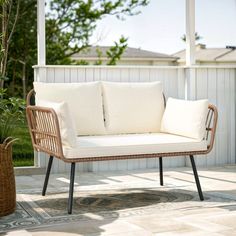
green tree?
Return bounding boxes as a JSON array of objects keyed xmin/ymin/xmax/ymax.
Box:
[
  {"xmin": 93, "ymin": 36, "xmax": 128, "ymax": 65},
  {"xmin": 3, "ymin": 0, "xmax": 149, "ymax": 96},
  {"xmin": 0, "ymin": 0, "xmax": 21, "ymax": 88},
  {"xmin": 0, "ymin": 0, "xmax": 37, "ymax": 97},
  {"xmin": 7, "ymin": 0, "xmax": 37, "ymax": 98},
  {"xmin": 106, "ymin": 36, "xmax": 128, "ymax": 65},
  {"xmin": 46, "ymin": 0, "xmax": 149, "ymax": 64}
]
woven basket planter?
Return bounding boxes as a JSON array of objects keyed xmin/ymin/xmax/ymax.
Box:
[{"xmin": 0, "ymin": 144, "xmax": 16, "ymax": 216}]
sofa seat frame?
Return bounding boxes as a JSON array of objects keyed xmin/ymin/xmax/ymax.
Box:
[{"xmin": 26, "ymin": 89, "xmax": 218, "ymax": 214}]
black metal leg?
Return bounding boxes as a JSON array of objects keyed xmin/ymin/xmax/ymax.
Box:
[
  {"xmin": 190, "ymin": 155, "xmax": 204, "ymax": 201},
  {"xmin": 68, "ymin": 162, "xmax": 76, "ymax": 214},
  {"xmin": 159, "ymin": 157, "xmax": 163, "ymax": 186},
  {"xmin": 42, "ymin": 155, "xmax": 54, "ymax": 196}
]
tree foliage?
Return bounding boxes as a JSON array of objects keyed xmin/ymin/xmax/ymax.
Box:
[
  {"xmin": 93, "ymin": 36, "xmax": 128, "ymax": 65},
  {"xmin": 0, "ymin": 0, "xmax": 37, "ymax": 96},
  {"xmin": 0, "ymin": 88, "xmax": 25, "ymax": 143},
  {"xmin": 46, "ymin": 0, "xmax": 149, "ymax": 64},
  {"xmin": 106, "ymin": 36, "xmax": 128, "ymax": 65},
  {"xmin": 0, "ymin": 0, "xmax": 21, "ymax": 88},
  {"xmin": 7, "ymin": 0, "xmax": 37, "ymax": 97},
  {"xmin": 1, "ymin": 0, "xmax": 149, "ymax": 96}
]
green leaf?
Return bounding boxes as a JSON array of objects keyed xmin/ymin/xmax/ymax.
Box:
[{"xmin": 0, "ymin": 75, "xmax": 10, "ymax": 81}]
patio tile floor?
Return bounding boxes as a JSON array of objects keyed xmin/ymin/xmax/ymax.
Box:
[{"xmin": 2, "ymin": 165, "xmax": 236, "ymax": 236}]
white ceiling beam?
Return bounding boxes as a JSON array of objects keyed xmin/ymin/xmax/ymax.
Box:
[
  {"xmin": 37, "ymin": 0, "xmax": 46, "ymax": 65},
  {"xmin": 186, "ymin": 0, "xmax": 196, "ymax": 66}
]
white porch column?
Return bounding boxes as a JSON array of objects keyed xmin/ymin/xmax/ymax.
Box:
[
  {"xmin": 186, "ymin": 0, "xmax": 196, "ymax": 66},
  {"xmin": 36, "ymin": 0, "xmax": 46, "ymax": 168},
  {"xmin": 185, "ymin": 0, "xmax": 196, "ymax": 100},
  {"xmin": 185, "ymin": 0, "xmax": 197, "ymax": 168},
  {"xmin": 37, "ymin": 0, "xmax": 46, "ymax": 65}
]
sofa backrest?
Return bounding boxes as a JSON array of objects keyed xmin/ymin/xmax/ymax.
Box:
[
  {"xmin": 34, "ymin": 81, "xmax": 106, "ymax": 136},
  {"xmin": 34, "ymin": 81, "xmax": 165, "ymax": 136},
  {"xmin": 102, "ymin": 81, "xmax": 165, "ymax": 134}
]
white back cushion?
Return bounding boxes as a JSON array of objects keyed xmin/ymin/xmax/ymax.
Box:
[
  {"xmin": 102, "ymin": 81, "xmax": 165, "ymax": 134},
  {"xmin": 34, "ymin": 82, "xmax": 105, "ymax": 135},
  {"xmin": 37, "ymin": 100, "xmax": 77, "ymax": 148},
  {"xmin": 161, "ymin": 97, "xmax": 209, "ymax": 140}
]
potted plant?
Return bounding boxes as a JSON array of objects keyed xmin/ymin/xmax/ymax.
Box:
[{"xmin": 0, "ymin": 88, "xmax": 25, "ymax": 216}]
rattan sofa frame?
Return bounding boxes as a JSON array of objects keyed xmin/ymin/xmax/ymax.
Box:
[{"xmin": 26, "ymin": 89, "xmax": 218, "ymax": 214}]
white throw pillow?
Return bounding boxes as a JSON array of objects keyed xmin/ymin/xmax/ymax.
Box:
[
  {"xmin": 102, "ymin": 81, "xmax": 165, "ymax": 134},
  {"xmin": 34, "ymin": 82, "xmax": 105, "ymax": 136},
  {"xmin": 161, "ymin": 97, "xmax": 209, "ymax": 140},
  {"xmin": 37, "ymin": 100, "xmax": 77, "ymax": 148}
]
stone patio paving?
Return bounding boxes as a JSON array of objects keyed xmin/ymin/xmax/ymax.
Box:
[{"xmin": 1, "ymin": 165, "xmax": 236, "ymax": 236}]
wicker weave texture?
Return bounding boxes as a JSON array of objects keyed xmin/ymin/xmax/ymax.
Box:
[
  {"xmin": 26, "ymin": 106, "xmax": 64, "ymax": 160},
  {"xmin": 0, "ymin": 144, "xmax": 16, "ymax": 216}
]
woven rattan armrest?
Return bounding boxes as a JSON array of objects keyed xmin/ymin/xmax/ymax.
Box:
[
  {"xmin": 26, "ymin": 105, "xmax": 65, "ymax": 160},
  {"xmin": 204, "ymin": 104, "xmax": 218, "ymax": 154}
]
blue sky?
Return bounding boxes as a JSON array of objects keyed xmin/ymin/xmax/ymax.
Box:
[{"xmin": 91, "ymin": 0, "xmax": 236, "ymax": 55}]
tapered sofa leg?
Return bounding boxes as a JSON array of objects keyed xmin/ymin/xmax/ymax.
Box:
[
  {"xmin": 159, "ymin": 157, "xmax": 164, "ymax": 186},
  {"xmin": 42, "ymin": 155, "xmax": 54, "ymax": 196},
  {"xmin": 189, "ymin": 155, "xmax": 204, "ymax": 201},
  {"xmin": 68, "ymin": 162, "xmax": 76, "ymax": 214}
]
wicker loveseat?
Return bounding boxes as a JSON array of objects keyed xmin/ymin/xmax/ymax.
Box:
[{"xmin": 26, "ymin": 81, "xmax": 217, "ymax": 214}]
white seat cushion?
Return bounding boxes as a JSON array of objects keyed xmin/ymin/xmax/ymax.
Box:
[
  {"xmin": 161, "ymin": 98, "xmax": 209, "ymax": 141},
  {"xmin": 102, "ymin": 81, "xmax": 165, "ymax": 134},
  {"xmin": 34, "ymin": 82, "xmax": 105, "ymax": 136},
  {"xmin": 63, "ymin": 133, "xmax": 207, "ymax": 159}
]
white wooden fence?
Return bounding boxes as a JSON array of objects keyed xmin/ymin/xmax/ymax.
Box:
[{"xmin": 34, "ymin": 65, "xmax": 236, "ymax": 173}]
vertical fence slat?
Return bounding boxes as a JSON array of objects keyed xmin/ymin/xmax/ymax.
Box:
[
  {"xmin": 206, "ymin": 68, "xmax": 217, "ymax": 166},
  {"xmin": 77, "ymin": 68, "xmax": 86, "ymax": 82},
  {"xmin": 195, "ymin": 68, "xmax": 208, "ymax": 166},
  {"xmin": 225, "ymin": 69, "xmax": 231, "ymax": 165},
  {"xmin": 46, "ymin": 68, "xmax": 55, "ymax": 82},
  {"xmin": 162, "ymin": 69, "xmax": 172, "ymax": 168},
  {"xmin": 70, "ymin": 68, "xmax": 78, "ymax": 82},
  {"xmin": 216, "ymin": 69, "xmax": 226, "ymax": 165},
  {"xmin": 177, "ymin": 68, "xmax": 185, "ymax": 99},
  {"xmin": 54, "ymin": 68, "xmax": 65, "ymax": 83},
  {"xmin": 85, "ymin": 68, "xmax": 94, "ymax": 82},
  {"xmin": 64, "ymin": 68, "xmax": 71, "ymax": 83},
  {"xmin": 230, "ymin": 69, "xmax": 236, "ymax": 164}
]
